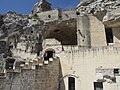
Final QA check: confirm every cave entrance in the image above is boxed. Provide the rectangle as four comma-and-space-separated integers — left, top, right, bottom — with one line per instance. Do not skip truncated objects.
43, 19, 77, 45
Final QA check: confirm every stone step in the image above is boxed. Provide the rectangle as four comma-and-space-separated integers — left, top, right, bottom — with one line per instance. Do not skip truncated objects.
39, 63, 43, 66
4, 57, 58, 73
44, 60, 49, 65
16, 57, 57, 70
49, 58, 53, 62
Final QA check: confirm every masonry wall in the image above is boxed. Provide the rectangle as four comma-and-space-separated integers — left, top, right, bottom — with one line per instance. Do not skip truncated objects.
34, 58, 61, 90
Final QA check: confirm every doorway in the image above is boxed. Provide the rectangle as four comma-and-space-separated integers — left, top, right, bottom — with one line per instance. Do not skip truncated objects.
44, 49, 55, 60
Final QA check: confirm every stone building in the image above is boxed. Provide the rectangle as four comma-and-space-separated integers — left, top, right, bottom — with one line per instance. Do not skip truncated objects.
0, 0, 120, 90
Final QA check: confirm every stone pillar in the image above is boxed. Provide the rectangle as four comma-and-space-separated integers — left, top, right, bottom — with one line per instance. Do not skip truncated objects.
77, 15, 91, 47
77, 15, 107, 47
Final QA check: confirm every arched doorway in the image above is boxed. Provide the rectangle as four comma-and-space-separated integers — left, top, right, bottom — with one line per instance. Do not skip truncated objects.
44, 48, 55, 60
68, 77, 75, 90
59, 74, 79, 90
6, 58, 15, 69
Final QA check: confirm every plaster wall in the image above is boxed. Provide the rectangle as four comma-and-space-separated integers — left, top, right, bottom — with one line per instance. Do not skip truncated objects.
59, 46, 120, 90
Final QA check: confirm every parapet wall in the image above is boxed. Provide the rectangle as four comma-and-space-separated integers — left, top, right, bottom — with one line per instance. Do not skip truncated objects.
62, 46, 120, 57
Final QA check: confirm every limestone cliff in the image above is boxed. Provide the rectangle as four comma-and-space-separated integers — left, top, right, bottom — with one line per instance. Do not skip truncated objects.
77, 0, 120, 28
0, 11, 44, 70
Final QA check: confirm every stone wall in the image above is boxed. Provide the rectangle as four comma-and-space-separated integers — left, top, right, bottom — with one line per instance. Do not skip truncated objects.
37, 9, 77, 22
89, 15, 107, 47
37, 10, 59, 22
34, 58, 61, 90
62, 10, 77, 20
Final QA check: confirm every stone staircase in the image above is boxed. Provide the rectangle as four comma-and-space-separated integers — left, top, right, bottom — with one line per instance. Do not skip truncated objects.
0, 54, 59, 79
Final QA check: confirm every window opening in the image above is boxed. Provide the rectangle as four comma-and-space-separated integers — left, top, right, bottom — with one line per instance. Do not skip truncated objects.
105, 28, 113, 45
68, 77, 75, 90
114, 68, 119, 75
94, 82, 103, 90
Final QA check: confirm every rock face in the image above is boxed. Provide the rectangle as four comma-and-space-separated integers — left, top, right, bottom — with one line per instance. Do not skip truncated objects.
32, 0, 52, 14
0, 11, 44, 39
0, 11, 44, 67
0, 12, 28, 39
80, 0, 96, 6
77, 0, 120, 24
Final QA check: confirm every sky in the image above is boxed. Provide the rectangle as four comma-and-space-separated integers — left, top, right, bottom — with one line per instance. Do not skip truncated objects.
0, 0, 80, 14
